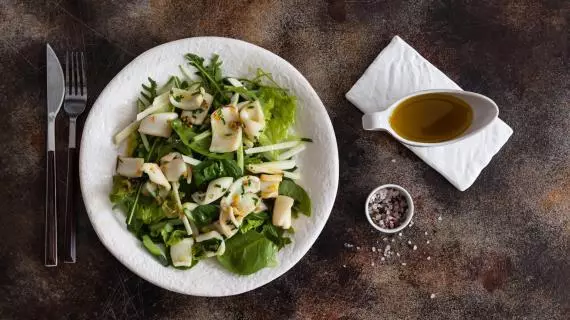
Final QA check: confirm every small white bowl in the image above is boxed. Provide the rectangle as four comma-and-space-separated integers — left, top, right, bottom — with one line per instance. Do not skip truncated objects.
365, 184, 414, 233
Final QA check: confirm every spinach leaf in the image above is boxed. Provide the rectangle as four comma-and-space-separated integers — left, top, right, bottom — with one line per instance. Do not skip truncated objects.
187, 204, 219, 229
193, 159, 242, 187
262, 224, 292, 249
217, 230, 278, 275
194, 238, 223, 259
278, 179, 312, 216
240, 211, 269, 234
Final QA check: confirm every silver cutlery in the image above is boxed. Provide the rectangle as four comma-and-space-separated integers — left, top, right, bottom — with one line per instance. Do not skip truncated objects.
63, 52, 87, 263
45, 44, 65, 267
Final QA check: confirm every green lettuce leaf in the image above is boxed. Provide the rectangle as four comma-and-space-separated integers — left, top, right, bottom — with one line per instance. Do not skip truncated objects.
258, 87, 296, 146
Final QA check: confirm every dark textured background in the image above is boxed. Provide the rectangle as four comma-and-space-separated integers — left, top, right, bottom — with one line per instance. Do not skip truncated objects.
1, 0, 569, 319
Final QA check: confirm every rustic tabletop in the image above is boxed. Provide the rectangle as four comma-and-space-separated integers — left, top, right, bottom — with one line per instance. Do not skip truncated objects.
1, 0, 569, 319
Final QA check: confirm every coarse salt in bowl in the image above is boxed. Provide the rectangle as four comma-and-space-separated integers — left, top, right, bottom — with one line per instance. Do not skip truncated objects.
365, 184, 414, 233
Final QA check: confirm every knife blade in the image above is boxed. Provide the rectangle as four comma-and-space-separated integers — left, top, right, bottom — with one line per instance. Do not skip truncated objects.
45, 43, 64, 267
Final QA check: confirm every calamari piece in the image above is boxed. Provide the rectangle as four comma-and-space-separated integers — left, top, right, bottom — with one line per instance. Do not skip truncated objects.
116, 157, 144, 178
138, 112, 178, 138
141, 163, 171, 190
272, 195, 294, 229
239, 100, 265, 140
191, 177, 233, 205
209, 106, 242, 153
170, 238, 194, 267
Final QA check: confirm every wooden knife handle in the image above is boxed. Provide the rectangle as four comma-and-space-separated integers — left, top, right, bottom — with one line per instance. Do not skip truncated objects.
44, 150, 57, 267
63, 146, 77, 263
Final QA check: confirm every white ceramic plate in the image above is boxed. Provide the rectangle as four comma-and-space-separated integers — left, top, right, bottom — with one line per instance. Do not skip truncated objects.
79, 37, 339, 296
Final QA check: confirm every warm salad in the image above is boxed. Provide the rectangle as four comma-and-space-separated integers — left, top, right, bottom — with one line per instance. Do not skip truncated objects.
110, 53, 311, 275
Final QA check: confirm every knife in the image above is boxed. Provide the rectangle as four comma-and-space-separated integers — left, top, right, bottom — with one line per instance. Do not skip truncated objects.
45, 44, 65, 267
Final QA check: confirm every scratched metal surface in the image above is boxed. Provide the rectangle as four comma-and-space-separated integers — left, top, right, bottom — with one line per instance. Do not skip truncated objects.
0, 0, 569, 319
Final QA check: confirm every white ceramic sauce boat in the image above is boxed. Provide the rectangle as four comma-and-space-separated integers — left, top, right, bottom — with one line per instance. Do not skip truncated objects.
361, 89, 499, 147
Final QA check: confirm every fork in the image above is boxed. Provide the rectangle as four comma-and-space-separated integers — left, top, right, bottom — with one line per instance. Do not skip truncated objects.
63, 52, 87, 263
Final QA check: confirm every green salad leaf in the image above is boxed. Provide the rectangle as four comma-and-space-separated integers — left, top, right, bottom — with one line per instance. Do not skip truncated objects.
187, 204, 219, 229
258, 87, 296, 146
185, 53, 225, 101
279, 179, 312, 216
262, 224, 292, 249
171, 119, 197, 145
193, 159, 242, 187
239, 211, 269, 234
109, 176, 136, 210
217, 230, 278, 275
166, 230, 187, 246
142, 235, 168, 266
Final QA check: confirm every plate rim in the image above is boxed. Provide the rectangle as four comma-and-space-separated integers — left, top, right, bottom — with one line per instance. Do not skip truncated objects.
79, 36, 339, 296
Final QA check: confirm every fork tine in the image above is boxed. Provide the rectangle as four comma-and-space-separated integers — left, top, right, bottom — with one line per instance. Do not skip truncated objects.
65, 51, 70, 95
71, 52, 76, 95
80, 52, 87, 96
74, 52, 80, 96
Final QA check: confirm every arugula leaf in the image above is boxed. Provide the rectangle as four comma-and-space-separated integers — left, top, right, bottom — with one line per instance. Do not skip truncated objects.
278, 179, 312, 216
217, 230, 278, 275
140, 77, 158, 105
187, 204, 219, 229
142, 235, 169, 266
240, 211, 269, 234
185, 53, 225, 99
192, 159, 242, 187
262, 224, 292, 249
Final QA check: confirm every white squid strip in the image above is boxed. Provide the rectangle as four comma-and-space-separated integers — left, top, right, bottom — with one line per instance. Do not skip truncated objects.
272, 195, 294, 229
136, 92, 170, 121
113, 120, 140, 145
170, 238, 194, 267
116, 157, 144, 178
138, 112, 178, 138
142, 163, 171, 190
169, 87, 203, 110
181, 155, 201, 166
240, 100, 265, 141
191, 177, 233, 205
